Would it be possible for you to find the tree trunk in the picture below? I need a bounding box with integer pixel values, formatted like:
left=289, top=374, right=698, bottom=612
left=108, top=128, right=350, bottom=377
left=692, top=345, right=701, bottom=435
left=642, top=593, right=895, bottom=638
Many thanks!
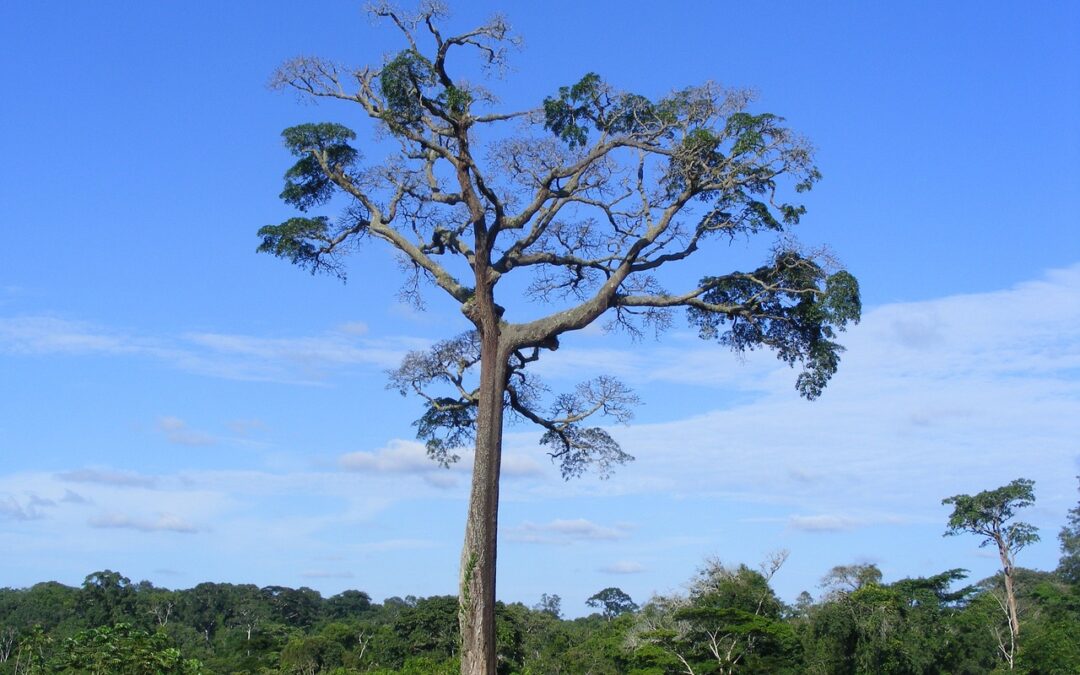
left=459, top=329, right=508, bottom=675
left=998, top=543, right=1021, bottom=639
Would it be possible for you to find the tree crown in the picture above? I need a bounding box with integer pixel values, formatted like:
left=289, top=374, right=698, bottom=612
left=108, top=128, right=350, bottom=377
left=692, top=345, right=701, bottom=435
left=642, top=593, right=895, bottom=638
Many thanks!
left=943, top=478, right=1040, bottom=554
left=258, top=2, right=861, bottom=478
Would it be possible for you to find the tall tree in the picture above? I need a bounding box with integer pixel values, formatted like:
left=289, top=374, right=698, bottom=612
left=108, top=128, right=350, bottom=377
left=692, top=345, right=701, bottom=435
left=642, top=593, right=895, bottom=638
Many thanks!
left=259, top=4, right=860, bottom=673
left=943, top=478, right=1039, bottom=668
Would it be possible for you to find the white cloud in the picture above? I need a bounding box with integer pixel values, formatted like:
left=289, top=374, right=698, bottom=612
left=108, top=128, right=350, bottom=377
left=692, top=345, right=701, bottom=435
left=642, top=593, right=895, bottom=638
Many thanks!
left=500, top=453, right=546, bottom=478
left=89, top=512, right=199, bottom=533
left=600, top=560, right=646, bottom=574
left=507, top=518, right=630, bottom=545
left=504, top=264, right=1080, bottom=522
left=339, top=439, right=548, bottom=486
left=0, top=265, right=1077, bottom=603
left=340, top=440, right=437, bottom=473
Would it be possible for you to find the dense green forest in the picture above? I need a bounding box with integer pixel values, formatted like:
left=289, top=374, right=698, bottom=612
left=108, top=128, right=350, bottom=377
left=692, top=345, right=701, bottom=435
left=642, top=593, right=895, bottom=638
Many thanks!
left=3, top=480, right=1078, bottom=674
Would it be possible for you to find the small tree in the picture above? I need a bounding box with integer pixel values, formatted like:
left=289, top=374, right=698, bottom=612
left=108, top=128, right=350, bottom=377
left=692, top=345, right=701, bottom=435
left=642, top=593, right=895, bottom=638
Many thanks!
left=259, top=4, right=860, bottom=673
left=943, top=478, right=1039, bottom=667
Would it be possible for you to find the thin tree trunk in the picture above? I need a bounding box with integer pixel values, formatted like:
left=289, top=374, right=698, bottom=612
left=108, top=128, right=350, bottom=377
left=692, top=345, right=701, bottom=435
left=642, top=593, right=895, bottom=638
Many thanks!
left=998, top=542, right=1020, bottom=639
left=997, top=548, right=1015, bottom=635
left=459, top=329, right=507, bottom=675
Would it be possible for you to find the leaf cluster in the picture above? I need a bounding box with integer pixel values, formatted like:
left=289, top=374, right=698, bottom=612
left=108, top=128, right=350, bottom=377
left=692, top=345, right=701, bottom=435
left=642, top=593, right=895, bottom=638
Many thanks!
left=690, top=252, right=861, bottom=399
left=943, top=478, right=1040, bottom=554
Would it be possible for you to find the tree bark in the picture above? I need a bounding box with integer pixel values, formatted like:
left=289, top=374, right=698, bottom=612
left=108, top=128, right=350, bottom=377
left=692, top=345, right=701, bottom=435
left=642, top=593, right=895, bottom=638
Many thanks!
left=997, top=541, right=1021, bottom=639
left=459, top=327, right=508, bottom=675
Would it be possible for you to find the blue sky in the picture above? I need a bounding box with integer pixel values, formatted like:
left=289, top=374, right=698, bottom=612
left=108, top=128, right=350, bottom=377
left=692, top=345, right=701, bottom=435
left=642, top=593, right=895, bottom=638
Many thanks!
left=1, top=1, right=1078, bottom=615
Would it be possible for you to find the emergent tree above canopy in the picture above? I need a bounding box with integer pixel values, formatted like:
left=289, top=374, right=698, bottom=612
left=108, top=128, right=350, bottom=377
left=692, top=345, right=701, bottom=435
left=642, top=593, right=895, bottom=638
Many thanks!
left=257, top=3, right=860, bottom=673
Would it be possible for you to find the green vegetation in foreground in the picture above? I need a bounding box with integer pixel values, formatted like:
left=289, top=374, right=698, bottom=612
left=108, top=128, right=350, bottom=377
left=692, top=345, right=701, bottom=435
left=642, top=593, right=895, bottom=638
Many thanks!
left=2, top=478, right=1079, bottom=674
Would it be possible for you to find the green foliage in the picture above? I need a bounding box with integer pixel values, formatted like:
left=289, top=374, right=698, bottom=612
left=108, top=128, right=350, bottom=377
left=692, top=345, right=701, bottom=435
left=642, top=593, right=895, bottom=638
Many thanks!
left=256, top=123, right=365, bottom=277
left=78, top=570, right=136, bottom=629
left=556, top=615, right=633, bottom=674
left=379, top=50, right=436, bottom=128
left=943, top=478, right=1040, bottom=553
left=666, top=108, right=819, bottom=231
left=2, top=581, right=79, bottom=635
left=279, top=123, right=359, bottom=211
left=533, top=593, right=562, bottom=619
left=389, top=331, right=481, bottom=467
left=326, top=591, right=374, bottom=620
left=439, top=85, right=473, bottom=120
left=586, top=587, right=639, bottom=620
left=541, top=72, right=678, bottom=148
left=262, top=585, right=324, bottom=630
left=391, top=595, right=459, bottom=659
left=630, top=563, right=801, bottom=673
left=1017, top=579, right=1080, bottom=673
left=414, top=400, right=475, bottom=467
left=690, top=253, right=861, bottom=399
left=1058, top=476, right=1080, bottom=584
left=280, top=632, right=347, bottom=674
left=3, top=562, right=1080, bottom=673
left=542, top=72, right=605, bottom=148
left=802, top=571, right=977, bottom=675
left=539, top=425, right=633, bottom=480
left=55, top=623, right=203, bottom=674
left=257, top=216, right=338, bottom=274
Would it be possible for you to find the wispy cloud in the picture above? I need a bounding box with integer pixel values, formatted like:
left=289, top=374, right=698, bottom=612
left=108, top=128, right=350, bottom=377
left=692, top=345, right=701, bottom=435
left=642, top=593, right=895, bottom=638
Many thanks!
left=509, top=264, right=1080, bottom=524
left=339, top=440, right=547, bottom=488
left=57, top=468, right=158, bottom=489
left=89, top=512, right=199, bottom=533
left=60, top=489, right=91, bottom=504
left=336, top=321, right=369, bottom=336
left=788, top=515, right=861, bottom=533
left=599, top=560, right=646, bottom=574
left=227, top=418, right=265, bottom=436
left=0, top=315, right=426, bottom=384
left=156, top=416, right=217, bottom=447
left=182, top=332, right=408, bottom=371
left=0, top=265, right=1077, bottom=603
left=0, top=495, right=48, bottom=521
left=0, top=316, right=133, bottom=355
left=301, top=570, right=355, bottom=579
left=356, top=539, right=437, bottom=553
left=507, top=518, right=631, bottom=545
